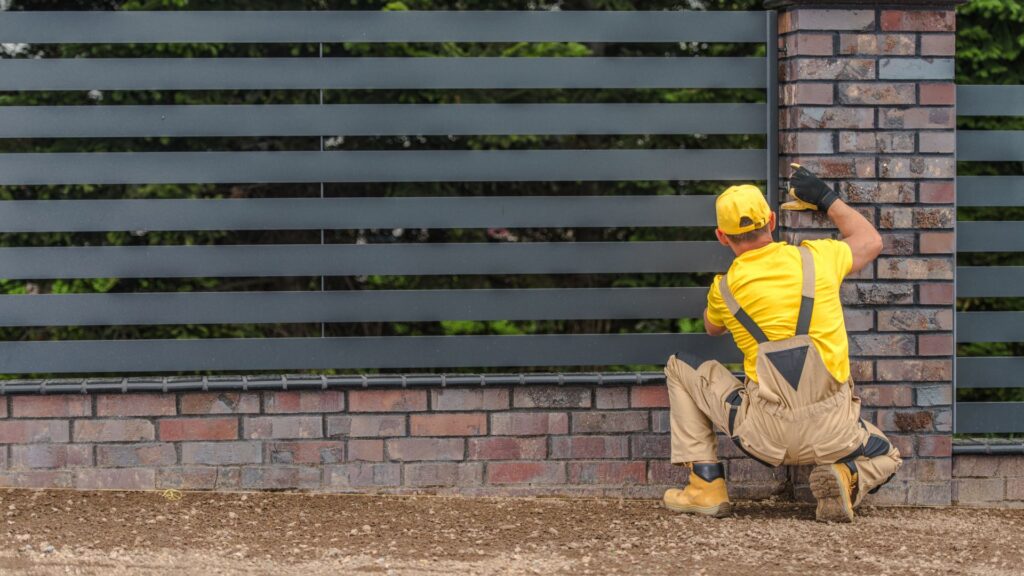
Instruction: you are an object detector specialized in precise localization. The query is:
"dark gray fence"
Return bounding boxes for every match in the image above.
[955,84,1024,433]
[0,10,776,379]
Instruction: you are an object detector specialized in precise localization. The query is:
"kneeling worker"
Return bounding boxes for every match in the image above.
[663,166,902,522]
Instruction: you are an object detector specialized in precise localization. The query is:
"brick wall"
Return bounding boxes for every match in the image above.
[775,3,956,505]
[954,455,1024,508]
[0,387,786,496]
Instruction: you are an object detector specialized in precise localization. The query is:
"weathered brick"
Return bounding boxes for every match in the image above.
[630,434,671,459]
[842,282,914,306]
[920,232,954,254]
[784,156,875,180]
[877,257,953,280]
[888,434,915,458]
[880,156,954,179]
[864,480,909,506]
[410,413,486,436]
[75,468,156,490]
[96,393,175,417]
[513,386,591,408]
[11,444,93,469]
[241,466,320,490]
[550,436,629,459]
[156,466,218,490]
[468,437,546,460]
[953,478,1004,504]
[347,439,384,462]
[74,419,152,443]
[11,395,91,418]
[595,387,629,409]
[919,83,955,105]
[879,207,914,229]
[1006,478,1024,501]
[782,83,834,106]
[788,58,875,81]
[881,10,955,32]
[487,461,566,485]
[784,32,834,56]
[877,359,951,382]
[648,461,689,485]
[266,441,344,464]
[918,334,953,357]
[782,107,874,130]
[651,410,671,434]
[159,417,238,441]
[728,459,788,484]
[954,455,999,478]
[915,384,952,407]
[857,385,913,407]
[878,409,935,433]
[908,482,952,506]
[844,309,874,332]
[325,463,401,489]
[919,132,955,154]
[838,131,915,154]
[0,470,73,489]
[430,388,509,411]
[348,389,427,412]
[568,461,646,485]
[849,334,915,356]
[96,443,176,467]
[880,108,954,130]
[879,57,954,80]
[243,416,322,439]
[850,360,874,382]
[181,392,260,415]
[386,437,464,461]
[326,415,405,438]
[0,397,6,418]
[631,385,669,408]
[838,33,915,56]
[792,9,875,31]
[573,411,648,434]
[878,309,953,332]
[404,462,483,487]
[781,132,833,154]
[919,283,954,305]
[919,181,953,204]
[264,390,344,414]
[918,435,952,458]
[181,441,262,465]
[0,420,69,443]
[841,181,915,204]
[490,412,569,436]
[838,83,916,105]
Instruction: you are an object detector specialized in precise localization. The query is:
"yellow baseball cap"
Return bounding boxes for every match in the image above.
[715,184,771,235]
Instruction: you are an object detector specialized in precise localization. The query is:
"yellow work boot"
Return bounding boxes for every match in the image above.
[662,462,731,518]
[809,462,858,523]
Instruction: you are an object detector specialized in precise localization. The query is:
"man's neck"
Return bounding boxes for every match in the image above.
[732,237,774,257]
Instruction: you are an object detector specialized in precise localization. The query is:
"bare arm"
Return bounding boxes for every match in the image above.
[827,198,883,274]
[703,308,728,336]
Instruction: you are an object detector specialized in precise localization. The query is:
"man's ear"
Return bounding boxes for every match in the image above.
[769,211,777,232]
[715,228,731,247]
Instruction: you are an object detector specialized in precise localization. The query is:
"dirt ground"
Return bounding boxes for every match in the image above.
[0,489,1022,575]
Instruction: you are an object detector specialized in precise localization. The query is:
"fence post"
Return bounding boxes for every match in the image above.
[768,0,960,505]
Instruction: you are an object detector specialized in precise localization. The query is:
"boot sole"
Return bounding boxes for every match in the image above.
[662,500,732,518]
[809,465,854,523]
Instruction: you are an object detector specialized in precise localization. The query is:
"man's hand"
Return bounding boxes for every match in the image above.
[781,164,840,212]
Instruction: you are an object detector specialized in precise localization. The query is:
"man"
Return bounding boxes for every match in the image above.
[662,166,902,522]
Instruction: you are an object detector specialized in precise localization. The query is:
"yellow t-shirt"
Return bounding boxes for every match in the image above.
[705,239,853,383]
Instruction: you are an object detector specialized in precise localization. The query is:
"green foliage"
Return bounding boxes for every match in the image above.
[956,0,1024,85]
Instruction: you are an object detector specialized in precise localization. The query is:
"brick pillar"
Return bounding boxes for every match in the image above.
[771,1,957,505]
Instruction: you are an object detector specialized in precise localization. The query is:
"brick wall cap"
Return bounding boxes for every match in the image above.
[766,0,966,8]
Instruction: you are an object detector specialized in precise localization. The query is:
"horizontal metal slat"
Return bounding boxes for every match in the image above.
[956,402,1024,434]
[0,57,768,91]
[0,11,769,44]
[958,176,1024,207]
[957,221,1024,252]
[957,267,1024,297]
[0,287,710,327]
[957,85,1024,117]
[958,131,1024,162]
[0,103,767,138]
[0,333,742,373]
[0,149,765,185]
[956,357,1024,388]
[0,241,733,279]
[0,196,718,233]
[957,312,1024,343]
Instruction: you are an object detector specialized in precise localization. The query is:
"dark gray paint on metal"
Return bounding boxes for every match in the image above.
[957,85,1024,117]
[957,222,1024,252]
[0,11,769,44]
[765,10,779,210]
[0,196,717,233]
[0,334,742,373]
[956,402,1024,434]
[958,131,1024,162]
[957,312,1024,343]
[0,103,766,138]
[0,150,766,185]
[0,242,734,279]
[0,57,768,91]
[955,357,1024,388]
[958,176,1024,207]
[957,267,1024,297]
[0,287,709,327]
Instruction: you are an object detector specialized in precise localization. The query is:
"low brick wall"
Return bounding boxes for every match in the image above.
[953,455,1024,508]
[0,386,792,498]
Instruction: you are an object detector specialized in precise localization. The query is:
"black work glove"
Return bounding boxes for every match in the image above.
[782,164,840,212]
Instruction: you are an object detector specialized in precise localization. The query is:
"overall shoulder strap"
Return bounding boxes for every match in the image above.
[718,274,769,344]
[795,245,816,336]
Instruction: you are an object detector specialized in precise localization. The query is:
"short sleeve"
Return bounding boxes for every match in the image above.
[705,273,728,327]
[802,238,853,283]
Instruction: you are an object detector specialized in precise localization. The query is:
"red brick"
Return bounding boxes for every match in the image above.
[652,410,671,433]
[879,108,954,129]
[348,389,427,412]
[491,412,568,436]
[595,387,629,409]
[266,440,344,464]
[919,132,955,154]
[887,434,914,458]
[74,468,155,490]
[648,461,690,485]
[849,335,915,357]
[181,441,262,465]
[918,435,952,458]
[782,83,834,106]
[243,416,322,439]
[918,334,953,357]
[631,385,669,408]
[568,461,646,485]
[96,443,176,467]
[264,390,344,414]
[180,392,259,414]
[788,58,875,81]
[838,82,916,105]
[73,419,153,442]
[785,32,834,56]
[782,107,874,130]
[841,181,915,204]
[881,10,954,32]
[0,470,73,489]
[468,437,546,460]
[920,231,954,253]
[572,411,648,433]
[838,33,915,55]
[876,359,951,382]
[386,437,464,461]
[410,413,486,436]
[513,386,591,408]
[156,467,219,490]
[781,132,833,154]
[919,181,953,204]
[324,463,400,488]
[96,393,175,417]
[631,434,671,459]
[159,417,238,441]
[919,283,954,305]
[850,360,874,382]
[878,308,953,331]
[430,388,509,411]
[792,9,875,31]
[550,436,629,459]
[403,462,482,487]
[856,385,913,407]
[0,420,69,443]
[241,466,320,490]
[11,444,92,468]
[877,257,953,280]
[347,439,384,462]
[11,395,90,418]
[919,83,955,105]
[881,233,915,255]
[487,461,566,485]
[326,415,405,438]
